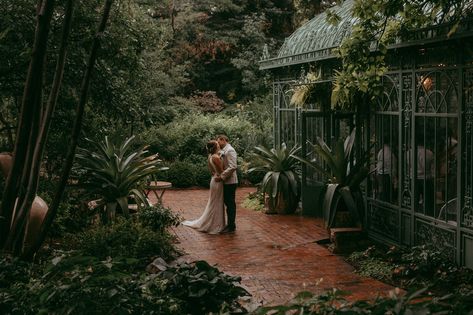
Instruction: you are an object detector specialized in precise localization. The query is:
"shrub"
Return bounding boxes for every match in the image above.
[76,136,166,221]
[0,255,33,289]
[160,160,197,188]
[242,191,265,212]
[156,260,250,314]
[347,244,473,295]
[67,219,178,265]
[138,204,182,233]
[255,287,473,315]
[0,254,250,315]
[138,113,269,161]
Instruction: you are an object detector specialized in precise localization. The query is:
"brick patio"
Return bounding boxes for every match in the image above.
[157,187,393,307]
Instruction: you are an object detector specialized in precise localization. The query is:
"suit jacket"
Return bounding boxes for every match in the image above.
[220,144,238,185]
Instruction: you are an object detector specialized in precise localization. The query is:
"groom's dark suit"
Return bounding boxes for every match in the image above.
[220,144,238,230]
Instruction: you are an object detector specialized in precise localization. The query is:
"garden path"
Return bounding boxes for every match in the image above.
[155,187,393,307]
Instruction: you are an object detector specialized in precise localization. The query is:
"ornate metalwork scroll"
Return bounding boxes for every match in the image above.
[401,73,413,208]
[463,68,473,228]
[415,219,456,260]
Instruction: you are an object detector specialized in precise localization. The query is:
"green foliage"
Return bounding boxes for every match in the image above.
[294,128,371,189]
[158,260,250,314]
[140,113,268,160]
[142,0,293,102]
[68,219,178,265]
[242,191,265,212]
[293,129,370,227]
[0,254,249,315]
[138,204,182,233]
[255,287,473,314]
[248,143,301,213]
[249,143,301,200]
[159,159,205,188]
[348,244,473,295]
[0,255,33,289]
[76,136,167,220]
[346,248,394,281]
[332,0,470,109]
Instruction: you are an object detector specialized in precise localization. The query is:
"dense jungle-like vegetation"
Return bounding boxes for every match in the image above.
[2,0,473,314]
[0,0,328,313]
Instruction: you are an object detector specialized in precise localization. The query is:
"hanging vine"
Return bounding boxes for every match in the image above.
[330,0,471,110]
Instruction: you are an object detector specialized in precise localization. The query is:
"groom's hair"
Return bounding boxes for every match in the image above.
[217,134,228,142]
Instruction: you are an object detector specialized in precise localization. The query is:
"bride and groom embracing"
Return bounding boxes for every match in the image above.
[182,135,238,234]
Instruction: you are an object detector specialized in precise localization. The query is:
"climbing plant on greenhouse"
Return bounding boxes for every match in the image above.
[330,0,471,110]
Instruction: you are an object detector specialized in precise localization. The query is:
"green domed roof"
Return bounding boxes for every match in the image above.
[261,0,354,69]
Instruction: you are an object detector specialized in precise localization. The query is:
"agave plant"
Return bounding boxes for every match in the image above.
[248,143,301,214]
[76,136,166,222]
[293,128,371,228]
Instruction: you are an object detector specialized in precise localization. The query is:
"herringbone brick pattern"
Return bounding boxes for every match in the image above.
[156,187,393,306]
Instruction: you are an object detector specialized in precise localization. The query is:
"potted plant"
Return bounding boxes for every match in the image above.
[293,128,371,228]
[248,143,301,214]
[76,136,166,222]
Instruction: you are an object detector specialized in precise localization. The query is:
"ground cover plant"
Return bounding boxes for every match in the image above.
[254,287,473,314]
[242,191,265,212]
[347,244,473,296]
[0,203,250,314]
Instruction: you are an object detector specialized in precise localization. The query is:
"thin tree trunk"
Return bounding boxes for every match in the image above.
[0,0,55,248]
[24,0,114,259]
[8,0,75,255]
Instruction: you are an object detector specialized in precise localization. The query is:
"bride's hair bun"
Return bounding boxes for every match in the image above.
[206,140,218,154]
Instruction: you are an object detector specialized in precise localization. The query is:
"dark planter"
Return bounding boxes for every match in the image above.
[265,191,299,215]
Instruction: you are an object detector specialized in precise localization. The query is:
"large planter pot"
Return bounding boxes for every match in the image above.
[265,191,299,215]
[323,184,363,229]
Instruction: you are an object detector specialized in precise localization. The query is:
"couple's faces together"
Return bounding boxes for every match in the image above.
[216,138,226,151]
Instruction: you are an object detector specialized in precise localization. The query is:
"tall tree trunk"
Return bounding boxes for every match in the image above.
[8,0,75,254]
[0,0,56,248]
[24,0,114,259]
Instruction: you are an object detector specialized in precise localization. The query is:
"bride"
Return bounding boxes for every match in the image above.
[182,140,226,234]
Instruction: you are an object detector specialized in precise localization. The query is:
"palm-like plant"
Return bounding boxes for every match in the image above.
[76,136,166,222]
[293,128,371,228]
[248,143,301,214]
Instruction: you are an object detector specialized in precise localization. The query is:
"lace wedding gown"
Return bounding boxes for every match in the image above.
[182,156,226,234]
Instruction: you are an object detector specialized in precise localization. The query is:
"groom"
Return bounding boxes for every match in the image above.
[215,135,238,233]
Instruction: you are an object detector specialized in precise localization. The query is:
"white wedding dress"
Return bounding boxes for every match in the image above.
[182,156,226,234]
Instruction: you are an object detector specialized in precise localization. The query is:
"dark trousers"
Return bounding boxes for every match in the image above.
[223,184,237,229]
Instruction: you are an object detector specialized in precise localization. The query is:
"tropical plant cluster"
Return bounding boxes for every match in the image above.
[255,287,473,315]
[347,244,473,296]
[0,254,249,315]
[0,204,249,314]
[249,143,301,214]
[140,111,271,187]
[331,0,472,110]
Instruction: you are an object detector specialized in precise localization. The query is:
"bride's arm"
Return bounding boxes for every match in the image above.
[212,155,224,175]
